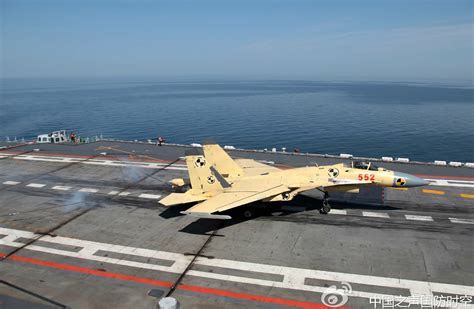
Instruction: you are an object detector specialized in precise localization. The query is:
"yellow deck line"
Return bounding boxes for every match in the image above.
[460,194,474,199]
[422,189,445,195]
[390,188,408,191]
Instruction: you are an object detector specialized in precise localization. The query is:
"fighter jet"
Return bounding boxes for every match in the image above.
[159,142,429,219]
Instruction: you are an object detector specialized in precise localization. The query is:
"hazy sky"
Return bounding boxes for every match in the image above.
[1,0,473,82]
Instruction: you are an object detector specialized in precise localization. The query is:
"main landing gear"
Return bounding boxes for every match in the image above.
[320,192,331,214]
[243,209,254,218]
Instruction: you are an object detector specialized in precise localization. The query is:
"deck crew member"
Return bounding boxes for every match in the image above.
[157,136,165,146]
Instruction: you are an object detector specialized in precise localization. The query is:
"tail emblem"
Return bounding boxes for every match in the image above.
[195,157,206,167]
[328,168,339,178]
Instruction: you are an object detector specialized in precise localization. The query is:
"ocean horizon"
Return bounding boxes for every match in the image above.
[1,78,473,162]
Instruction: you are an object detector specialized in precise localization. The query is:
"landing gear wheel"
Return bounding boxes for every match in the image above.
[243,209,254,218]
[320,203,331,214]
[320,192,331,214]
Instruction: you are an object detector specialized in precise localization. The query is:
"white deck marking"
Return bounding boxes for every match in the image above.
[449,218,474,225]
[0,227,191,274]
[0,226,472,306]
[78,188,98,193]
[329,209,347,215]
[3,181,20,185]
[138,193,162,199]
[83,161,187,171]
[4,153,474,187]
[52,186,72,191]
[26,183,46,188]
[428,179,449,186]
[6,153,187,171]
[118,192,130,196]
[15,156,72,163]
[405,215,433,222]
[426,178,474,188]
[108,191,119,195]
[362,211,390,218]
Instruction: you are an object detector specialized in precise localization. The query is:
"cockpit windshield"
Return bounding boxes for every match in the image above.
[352,161,379,171]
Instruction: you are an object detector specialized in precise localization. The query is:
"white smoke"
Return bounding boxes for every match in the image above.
[63,191,87,213]
[120,160,146,183]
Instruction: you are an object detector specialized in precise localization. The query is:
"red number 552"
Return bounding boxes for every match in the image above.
[358,174,375,181]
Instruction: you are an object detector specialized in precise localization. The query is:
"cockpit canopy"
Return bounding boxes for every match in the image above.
[349,161,381,171]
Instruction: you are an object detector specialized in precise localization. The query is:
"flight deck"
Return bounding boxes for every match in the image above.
[0,141,473,308]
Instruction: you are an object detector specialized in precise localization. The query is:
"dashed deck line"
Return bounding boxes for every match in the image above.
[362,211,389,218]
[328,209,347,215]
[3,181,20,185]
[78,188,98,193]
[3,180,466,200]
[2,180,473,226]
[26,183,46,188]
[405,215,433,222]
[51,186,72,191]
[449,218,474,225]
[138,193,162,199]
[385,187,474,199]
[0,226,472,306]
[422,189,445,195]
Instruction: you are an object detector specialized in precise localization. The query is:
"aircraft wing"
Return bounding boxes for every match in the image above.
[180,184,289,219]
[234,159,281,176]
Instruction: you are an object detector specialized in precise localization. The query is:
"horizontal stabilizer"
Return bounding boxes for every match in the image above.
[180,211,232,220]
[159,193,207,206]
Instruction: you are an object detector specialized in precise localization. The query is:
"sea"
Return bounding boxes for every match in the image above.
[1,78,473,163]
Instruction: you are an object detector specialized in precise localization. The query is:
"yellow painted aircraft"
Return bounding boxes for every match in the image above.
[159,142,429,219]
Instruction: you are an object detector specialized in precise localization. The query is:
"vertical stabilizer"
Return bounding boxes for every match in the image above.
[203,142,243,178]
[185,149,225,192]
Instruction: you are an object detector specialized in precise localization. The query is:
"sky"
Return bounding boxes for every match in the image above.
[1,0,473,82]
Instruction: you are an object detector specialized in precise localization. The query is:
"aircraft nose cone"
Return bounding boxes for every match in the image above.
[393,172,430,187]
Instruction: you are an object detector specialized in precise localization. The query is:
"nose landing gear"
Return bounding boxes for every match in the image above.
[320,192,331,214]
